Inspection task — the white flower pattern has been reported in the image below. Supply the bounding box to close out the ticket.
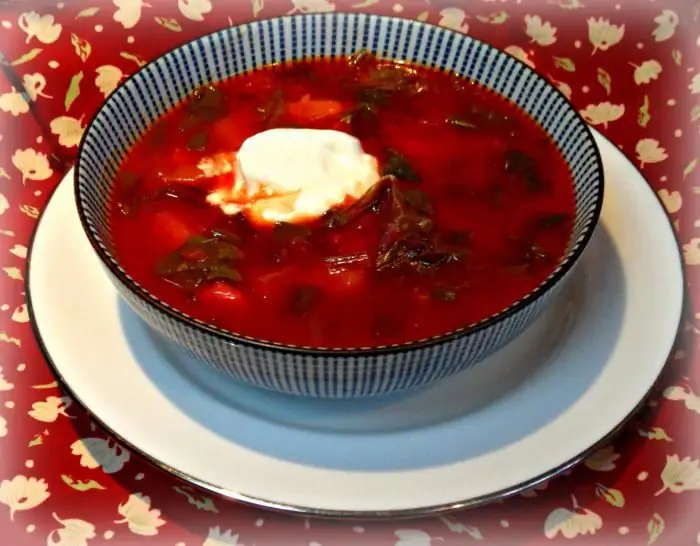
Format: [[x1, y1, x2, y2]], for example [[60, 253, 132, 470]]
[[22, 72, 52, 101], [652, 10, 679, 42], [636, 138, 668, 167], [178, 0, 213, 22], [655, 455, 700, 496], [0, 88, 30, 116], [203, 526, 242, 546], [28, 396, 73, 422], [70, 438, 131, 474], [689, 73, 700, 95], [0, 476, 50, 520], [115, 493, 166, 536], [658, 189, 682, 214], [287, 0, 336, 15], [11, 148, 53, 183], [95, 66, 124, 98], [504, 45, 535, 68], [579, 102, 625, 128], [524, 14, 557, 46], [113, 0, 151, 29], [438, 8, 469, 34], [47, 513, 96, 546], [0, 366, 14, 391], [544, 495, 603, 539], [18, 11, 62, 44], [664, 383, 700, 411], [587, 17, 625, 53], [394, 529, 441, 546], [633, 60, 662, 85], [50, 116, 86, 148], [584, 445, 620, 472]]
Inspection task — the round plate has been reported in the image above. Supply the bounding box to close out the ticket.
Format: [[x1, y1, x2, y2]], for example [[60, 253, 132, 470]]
[[26, 129, 684, 518]]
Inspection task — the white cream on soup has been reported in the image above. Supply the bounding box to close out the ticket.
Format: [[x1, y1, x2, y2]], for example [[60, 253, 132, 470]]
[[203, 128, 381, 224]]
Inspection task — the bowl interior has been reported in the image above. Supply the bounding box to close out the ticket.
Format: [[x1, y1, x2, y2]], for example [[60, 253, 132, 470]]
[[75, 12, 604, 350]]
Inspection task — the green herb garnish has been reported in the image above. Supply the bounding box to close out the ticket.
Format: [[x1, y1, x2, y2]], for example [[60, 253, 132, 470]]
[[504, 149, 542, 190], [382, 149, 421, 182], [186, 132, 208, 152], [156, 234, 243, 291]]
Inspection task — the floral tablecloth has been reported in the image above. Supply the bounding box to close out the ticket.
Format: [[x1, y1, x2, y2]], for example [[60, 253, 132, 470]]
[[0, 0, 699, 544]]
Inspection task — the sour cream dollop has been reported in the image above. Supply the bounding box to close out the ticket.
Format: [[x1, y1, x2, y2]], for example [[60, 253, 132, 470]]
[[204, 128, 381, 224]]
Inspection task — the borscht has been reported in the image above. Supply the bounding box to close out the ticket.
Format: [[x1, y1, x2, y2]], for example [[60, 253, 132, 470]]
[[109, 52, 576, 348]]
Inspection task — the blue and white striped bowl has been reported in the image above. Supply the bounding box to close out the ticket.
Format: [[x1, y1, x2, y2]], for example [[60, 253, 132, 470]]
[[75, 13, 604, 399]]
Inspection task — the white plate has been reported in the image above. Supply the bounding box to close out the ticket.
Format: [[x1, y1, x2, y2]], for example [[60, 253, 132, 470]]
[[27, 130, 684, 518]]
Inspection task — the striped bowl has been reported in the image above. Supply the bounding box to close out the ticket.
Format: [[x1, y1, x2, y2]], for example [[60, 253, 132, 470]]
[[74, 13, 604, 399]]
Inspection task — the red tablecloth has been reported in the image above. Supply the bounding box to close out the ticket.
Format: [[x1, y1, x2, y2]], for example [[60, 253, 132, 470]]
[[0, 0, 699, 544]]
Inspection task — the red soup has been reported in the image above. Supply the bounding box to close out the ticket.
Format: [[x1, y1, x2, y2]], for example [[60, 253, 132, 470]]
[[109, 53, 575, 348]]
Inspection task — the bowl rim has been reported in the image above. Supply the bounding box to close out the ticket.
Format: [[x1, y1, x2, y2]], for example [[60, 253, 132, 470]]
[[74, 12, 606, 357]]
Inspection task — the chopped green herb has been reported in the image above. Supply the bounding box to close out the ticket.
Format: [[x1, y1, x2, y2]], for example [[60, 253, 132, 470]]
[[179, 84, 226, 130], [258, 89, 285, 128], [325, 253, 370, 270], [325, 210, 351, 228], [446, 116, 478, 129], [187, 132, 208, 152], [274, 222, 311, 241], [444, 230, 471, 246], [449, 106, 511, 129], [210, 227, 242, 244], [324, 180, 389, 228], [289, 285, 320, 315], [536, 213, 570, 229], [152, 184, 209, 205], [340, 87, 389, 128], [401, 188, 431, 214], [361, 64, 423, 95], [148, 122, 167, 148], [504, 149, 542, 190], [193, 84, 224, 110], [340, 102, 378, 132], [372, 314, 399, 337], [431, 286, 458, 302], [357, 87, 392, 107], [415, 250, 462, 271], [205, 263, 243, 283], [284, 63, 315, 81], [118, 171, 140, 192], [383, 149, 421, 182], [115, 172, 141, 215], [376, 233, 429, 272], [374, 181, 468, 274], [156, 234, 244, 291]]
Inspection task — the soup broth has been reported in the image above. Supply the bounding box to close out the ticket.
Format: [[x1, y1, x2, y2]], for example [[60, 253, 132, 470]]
[[109, 53, 576, 348]]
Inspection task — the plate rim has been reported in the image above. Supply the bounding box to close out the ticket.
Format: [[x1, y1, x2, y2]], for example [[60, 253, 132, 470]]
[[25, 130, 687, 520]]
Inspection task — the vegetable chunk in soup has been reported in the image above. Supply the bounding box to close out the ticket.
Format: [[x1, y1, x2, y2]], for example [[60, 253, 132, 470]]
[[109, 52, 576, 349]]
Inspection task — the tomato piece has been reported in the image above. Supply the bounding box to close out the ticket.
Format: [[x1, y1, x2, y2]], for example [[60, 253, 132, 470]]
[[196, 281, 244, 306], [287, 94, 347, 122], [146, 148, 210, 189], [208, 110, 261, 151], [148, 210, 203, 252]]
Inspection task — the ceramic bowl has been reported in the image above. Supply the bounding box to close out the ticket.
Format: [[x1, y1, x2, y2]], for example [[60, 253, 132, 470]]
[[74, 13, 604, 398]]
